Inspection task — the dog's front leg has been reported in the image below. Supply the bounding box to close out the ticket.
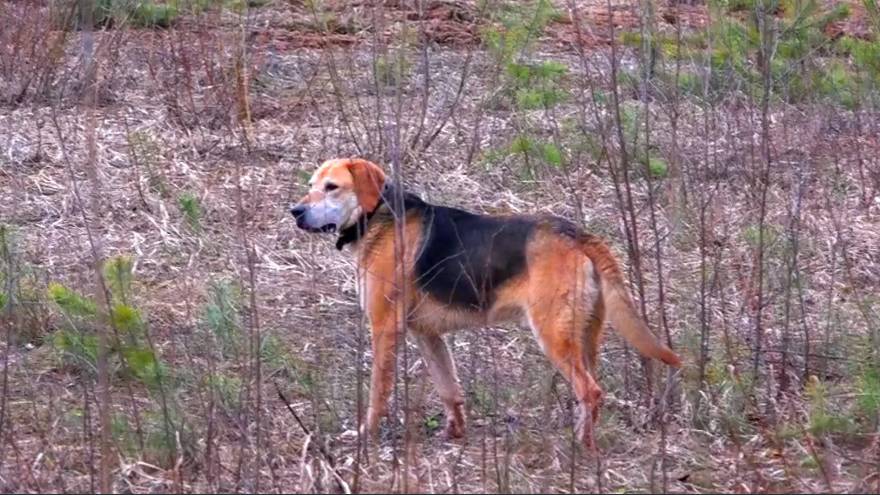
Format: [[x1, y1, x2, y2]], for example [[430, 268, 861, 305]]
[[359, 242, 407, 440], [364, 309, 398, 437]]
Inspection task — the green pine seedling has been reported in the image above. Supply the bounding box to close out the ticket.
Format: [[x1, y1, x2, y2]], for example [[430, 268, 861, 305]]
[[178, 192, 203, 234]]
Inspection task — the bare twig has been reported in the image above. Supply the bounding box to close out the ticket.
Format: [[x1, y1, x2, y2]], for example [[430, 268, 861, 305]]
[[274, 381, 349, 494]]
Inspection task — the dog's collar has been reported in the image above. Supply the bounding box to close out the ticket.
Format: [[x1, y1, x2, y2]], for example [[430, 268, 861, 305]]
[[335, 208, 378, 250], [335, 184, 390, 250], [334, 183, 419, 250]]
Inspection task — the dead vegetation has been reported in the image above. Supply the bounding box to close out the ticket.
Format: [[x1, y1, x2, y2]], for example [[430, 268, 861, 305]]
[[1, 0, 879, 492]]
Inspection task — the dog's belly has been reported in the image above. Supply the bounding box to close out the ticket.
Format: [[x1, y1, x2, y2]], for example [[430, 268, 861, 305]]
[[408, 295, 525, 335]]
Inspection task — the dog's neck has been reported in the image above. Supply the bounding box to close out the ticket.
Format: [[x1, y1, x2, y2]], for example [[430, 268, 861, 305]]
[[335, 209, 377, 250], [335, 183, 394, 250], [335, 183, 426, 250]]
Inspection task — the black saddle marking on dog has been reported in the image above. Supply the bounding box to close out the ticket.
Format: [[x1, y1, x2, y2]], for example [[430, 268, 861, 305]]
[[415, 204, 536, 311]]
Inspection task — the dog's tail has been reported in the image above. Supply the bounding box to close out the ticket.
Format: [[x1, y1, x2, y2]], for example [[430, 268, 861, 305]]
[[579, 235, 682, 368]]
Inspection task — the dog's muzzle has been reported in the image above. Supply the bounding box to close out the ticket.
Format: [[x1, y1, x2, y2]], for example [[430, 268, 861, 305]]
[[290, 205, 337, 233]]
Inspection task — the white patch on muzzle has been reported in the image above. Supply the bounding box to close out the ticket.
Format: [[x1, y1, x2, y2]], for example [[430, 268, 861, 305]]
[[302, 193, 362, 232]]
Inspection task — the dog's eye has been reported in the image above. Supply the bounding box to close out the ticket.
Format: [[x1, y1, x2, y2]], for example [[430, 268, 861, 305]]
[[325, 183, 339, 192]]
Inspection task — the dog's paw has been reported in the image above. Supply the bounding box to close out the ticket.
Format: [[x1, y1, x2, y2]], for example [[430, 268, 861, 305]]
[[444, 404, 466, 440], [444, 418, 466, 439]]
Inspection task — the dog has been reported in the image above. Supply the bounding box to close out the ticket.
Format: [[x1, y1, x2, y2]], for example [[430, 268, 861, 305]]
[[290, 157, 681, 448]]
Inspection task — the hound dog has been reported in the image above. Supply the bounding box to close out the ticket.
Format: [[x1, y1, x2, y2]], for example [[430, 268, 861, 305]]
[[290, 158, 681, 448]]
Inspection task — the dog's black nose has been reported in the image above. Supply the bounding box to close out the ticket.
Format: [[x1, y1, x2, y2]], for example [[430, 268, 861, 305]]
[[290, 204, 307, 219]]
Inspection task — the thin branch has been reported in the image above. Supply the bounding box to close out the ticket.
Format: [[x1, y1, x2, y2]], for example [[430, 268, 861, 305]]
[[274, 381, 349, 494]]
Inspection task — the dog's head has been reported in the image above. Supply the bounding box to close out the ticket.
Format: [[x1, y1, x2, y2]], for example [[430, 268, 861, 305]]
[[290, 158, 386, 233]]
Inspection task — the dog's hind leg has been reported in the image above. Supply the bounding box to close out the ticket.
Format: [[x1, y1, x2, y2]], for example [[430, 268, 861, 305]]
[[525, 256, 604, 449], [584, 269, 606, 378], [413, 333, 466, 439], [528, 311, 603, 449]]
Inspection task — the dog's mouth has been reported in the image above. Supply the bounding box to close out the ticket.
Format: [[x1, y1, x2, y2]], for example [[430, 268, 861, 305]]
[[301, 223, 337, 234]]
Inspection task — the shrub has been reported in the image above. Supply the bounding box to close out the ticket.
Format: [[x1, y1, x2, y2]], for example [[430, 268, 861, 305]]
[[48, 256, 172, 393], [0, 225, 53, 344], [178, 192, 203, 234], [111, 407, 195, 468], [127, 131, 168, 197], [53, 329, 100, 374], [207, 373, 243, 416], [374, 54, 411, 87], [201, 280, 243, 358], [481, 1, 573, 179], [55, 0, 180, 30], [805, 375, 854, 437]]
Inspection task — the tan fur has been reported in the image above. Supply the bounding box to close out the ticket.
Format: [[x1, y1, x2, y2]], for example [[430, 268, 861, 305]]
[[294, 158, 681, 448], [578, 235, 682, 367]]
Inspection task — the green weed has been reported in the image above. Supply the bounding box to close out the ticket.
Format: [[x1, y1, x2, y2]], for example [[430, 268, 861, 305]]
[[201, 279, 242, 357], [178, 192, 203, 234]]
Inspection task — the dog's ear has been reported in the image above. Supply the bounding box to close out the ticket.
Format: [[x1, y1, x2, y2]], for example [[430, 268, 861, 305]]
[[346, 159, 386, 212]]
